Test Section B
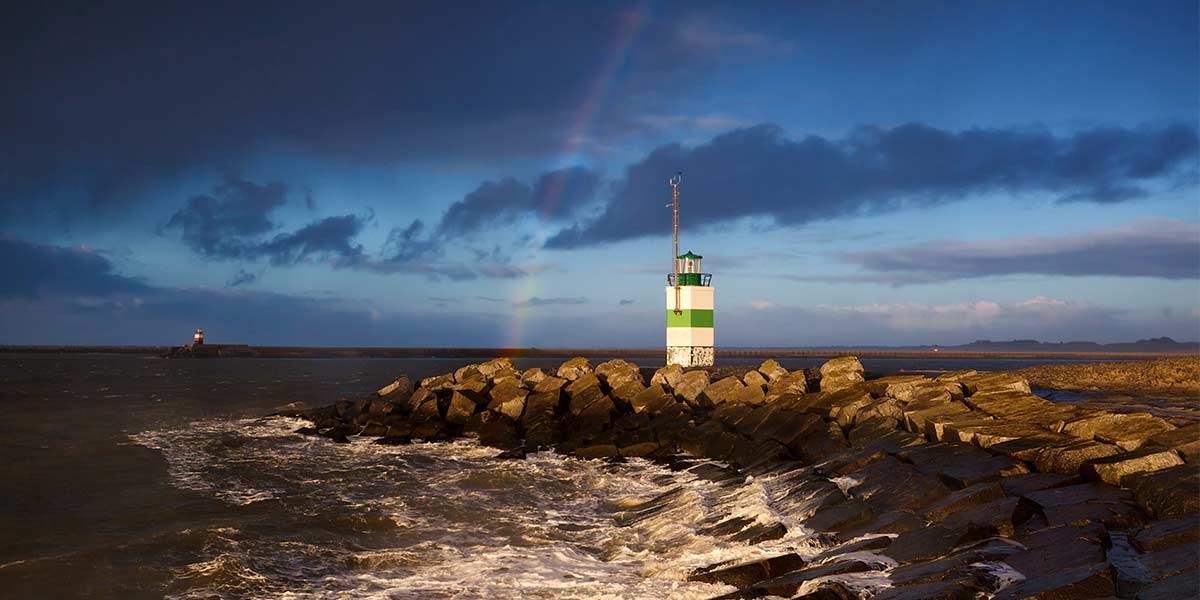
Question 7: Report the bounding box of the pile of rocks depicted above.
[285,356,1198,599]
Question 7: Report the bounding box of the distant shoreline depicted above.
[1,344,1196,360]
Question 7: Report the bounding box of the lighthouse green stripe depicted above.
[666,309,714,328]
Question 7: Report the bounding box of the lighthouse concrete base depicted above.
[667,346,713,368]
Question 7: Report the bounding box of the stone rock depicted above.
[444,391,476,425]
[1122,463,1200,519]
[966,392,1080,431]
[1004,522,1106,579]
[1133,515,1200,552]
[766,370,809,400]
[921,482,1007,522]
[752,559,879,598]
[732,382,767,406]
[488,377,527,405]
[672,370,710,406]
[556,356,592,381]
[986,434,1075,462]
[520,368,548,387]
[533,376,567,394]
[819,356,865,393]
[998,472,1081,497]
[565,373,602,400]
[898,443,1028,489]
[788,422,849,464]
[700,375,747,406]
[958,372,1031,396]
[758,359,789,383]
[903,401,971,433]
[742,369,769,391]
[688,553,806,588]
[477,357,515,379]
[874,581,977,600]
[924,413,995,443]
[594,359,642,389]
[1144,422,1200,463]
[845,456,953,514]
[1082,447,1184,486]
[650,363,684,389]
[376,375,413,399]
[952,421,1057,449]
[1022,482,1144,528]
[618,442,660,458]
[992,562,1114,600]
[628,384,671,415]
[1062,412,1177,451]
[367,397,395,416]
[885,523,992,564]
[419,373,454,391]
[574,444,619,459]
[411,393,440,423]
[854,398,906,425]
[454,364,483,383]
[941,496,1022,537]
[453,378,490,405]
[1033,439,1122,474]
[1137,570,1200,600]
[609,380,645,407]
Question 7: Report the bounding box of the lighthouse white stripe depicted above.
[663,286,714,311]
[666,327,714,347]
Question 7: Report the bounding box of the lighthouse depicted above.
[665,173,714,367]
[193,328,204,346]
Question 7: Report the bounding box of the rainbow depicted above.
[505,4,651,348]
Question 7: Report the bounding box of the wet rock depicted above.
[520,367,547,387]
[556,356,592,381]
[899,442,1028,489]
[574,444,619,459]
[758,359,788,383]
[752,559,879,598]
[627,384,671,416]
[992,561,1115,600]
[819,356,865,393]
[986,434,1075,462]
[922,482,1007,522]
[565,374,603,406]
[1063,412,1176,451]
[1023,482,1144,528]
[1003,522,1108,579]
[789,422,849,463]
[941,496,1022,537]
[886,523,996,564]
[1122,463,1200,519]
[1033,439,1122,474]
[373,434,412,445]
[700,375,746,406]
[672,370,710,406]
[444,391,476,425]
[998,472,1080,497]
[618,441,660,458]
[1143,422,1200,463]
[1133,515,1200,552]
[1137,569,1200,600]
[845,456,953,514]
[411,393,440,423]
[1082,447,1184,486]
[874,581,978,600]
[824,389,875,430]
[688,553,806,588]
[367,397,395,416]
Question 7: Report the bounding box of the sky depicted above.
[1,0,1197,347]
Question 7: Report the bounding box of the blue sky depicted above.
[1,1,1197,347]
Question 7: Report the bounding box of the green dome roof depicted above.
[677,250,703,259]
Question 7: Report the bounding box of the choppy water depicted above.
[0,353,1153,598]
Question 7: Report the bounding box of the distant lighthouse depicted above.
[665,173,714,367]
[193,328,204,346]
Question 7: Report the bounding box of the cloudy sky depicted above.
[2,1,1197,347]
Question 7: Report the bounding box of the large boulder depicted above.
[766,370,808,400]
[1144,422,1200,463]
[758,359,789,383]
[650,364,684,389]
[376,375,413,399]
[1081,446,1184,486]
[700,375,746,406]
[594,359,642,390]
[1062,412,1176,451]
[478,357,515,379]
[520,367,548,387]
[672,370,710,406]
[819,356,865,393]
[688,553,806,588]
[557,357,592,381]
[444,391,476,425]
[742,369,769,391]
[1121,463,1200,519]
[454,364,483,383]
[1033,439,1122,474]
[420,373,454,392]
[533,376,567,394]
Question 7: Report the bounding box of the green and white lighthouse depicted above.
[665,173,714,367]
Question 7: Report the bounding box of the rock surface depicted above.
[287,355,1198,599]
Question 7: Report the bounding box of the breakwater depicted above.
[288,356,1199,599]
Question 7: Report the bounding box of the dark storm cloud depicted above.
[545,123,1199,248]
[437,167,601,237]
[226,269,256,288]
[164,177,367,266]
[0,2,764,218]
[0,237,149,299]
[838,219,1200,284]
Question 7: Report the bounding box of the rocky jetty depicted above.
[284,357,1199,599]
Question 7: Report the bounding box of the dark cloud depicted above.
[545,123,1199,248]
[0,237,149,299]
[0,3,772,220]
[436,167,601,238]
[226,269,256,288]
[619,299,635,306]
[513,296,589,308]
[164,177,367,267]
[838,218,1200,284]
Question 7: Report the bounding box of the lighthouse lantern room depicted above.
[664,174,714,367]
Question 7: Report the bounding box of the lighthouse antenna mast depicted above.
[668,172,683,315]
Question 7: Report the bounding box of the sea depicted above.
[0,353,1151,599]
